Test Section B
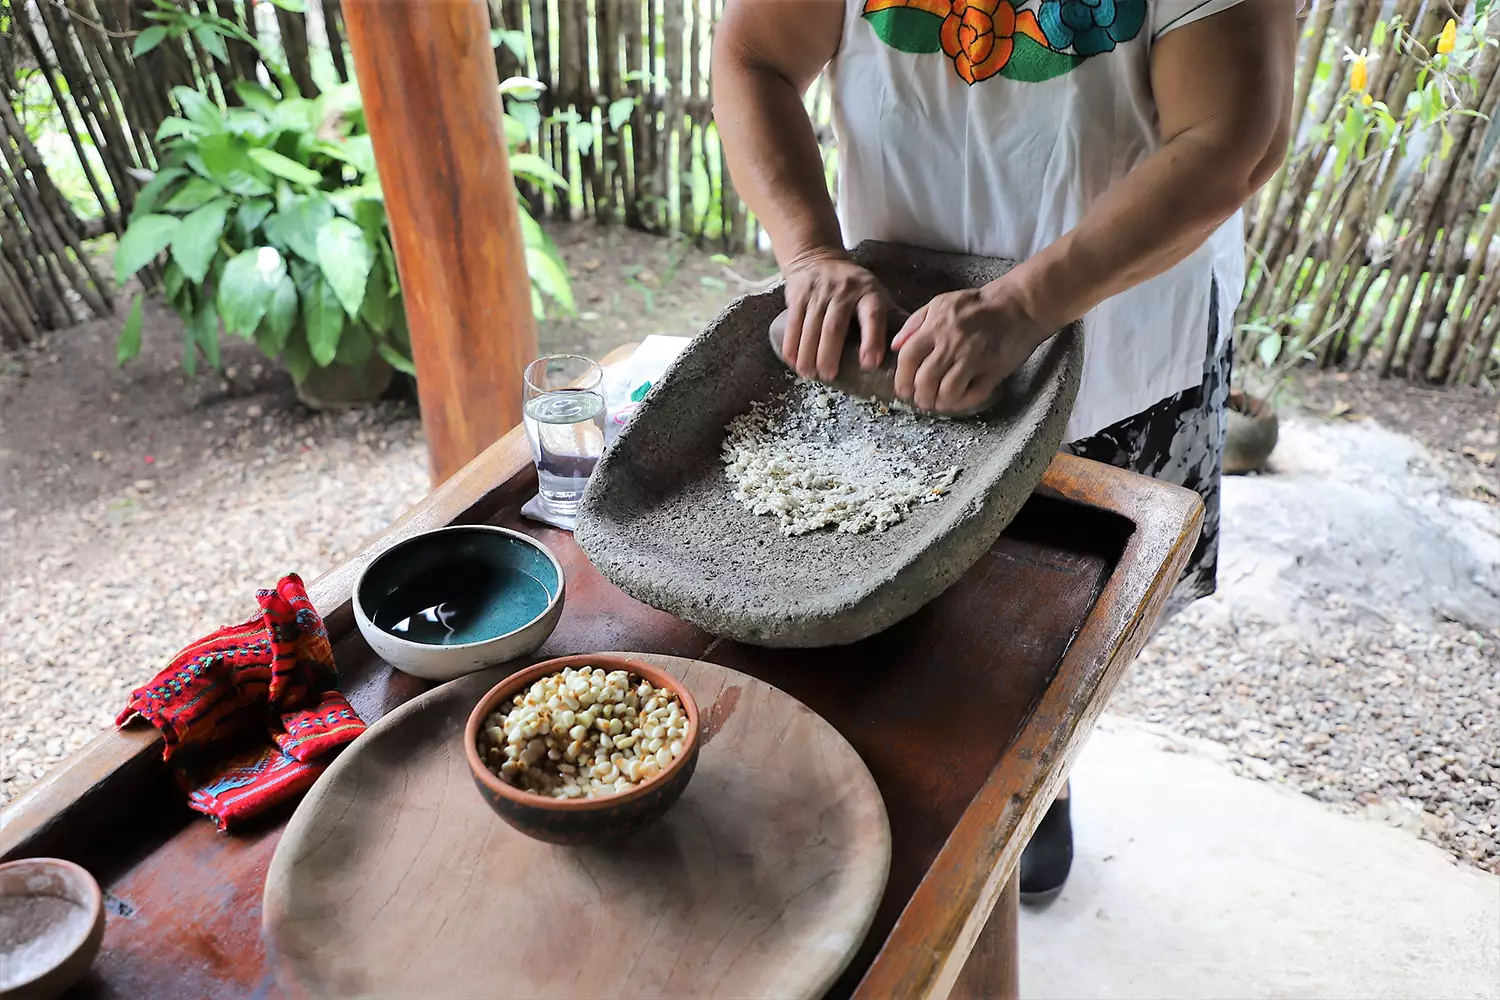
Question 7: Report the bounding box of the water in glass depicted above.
[524,355,606,517]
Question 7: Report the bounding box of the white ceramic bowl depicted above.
[353,525,565,682]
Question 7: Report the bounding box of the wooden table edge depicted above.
[853,453,1205,999]
[1,370,1204,1000]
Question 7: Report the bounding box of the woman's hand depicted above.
[782,252,895,380]
[891,281,1054,414]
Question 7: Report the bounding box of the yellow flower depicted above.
[1362,93,1374,107]
[1343,46,1377,93]
[1437,18,1457,55]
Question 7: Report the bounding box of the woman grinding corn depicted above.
[712,0,1297,898]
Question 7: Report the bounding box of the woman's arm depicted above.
[713,0,895,378]
[893,1,1299,413]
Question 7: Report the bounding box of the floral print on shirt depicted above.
[862,0,1147,84]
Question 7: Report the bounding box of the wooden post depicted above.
[948,873,1021,1000]
[344,0,539,485]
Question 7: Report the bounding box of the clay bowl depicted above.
[1224,389,1280,475]
[0,858,105,1000]
[354,525,565,682]
[463,653,701,845]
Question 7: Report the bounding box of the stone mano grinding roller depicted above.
[767,307,1004,418]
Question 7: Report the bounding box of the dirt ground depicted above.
[1283,369,1499,506]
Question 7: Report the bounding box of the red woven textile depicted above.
[118,574,367,831]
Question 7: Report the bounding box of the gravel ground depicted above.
[0,404,428,802]
[1113,417,1500,873]
[1118,604,1498,872]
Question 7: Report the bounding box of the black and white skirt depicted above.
[1060,283,1230,622]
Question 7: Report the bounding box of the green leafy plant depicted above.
[114,79,411,384]
[500,76,577,318]
[116,71,577,381]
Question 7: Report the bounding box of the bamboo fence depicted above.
[2,0,1497,385]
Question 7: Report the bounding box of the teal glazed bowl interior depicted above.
[353,525,565,682]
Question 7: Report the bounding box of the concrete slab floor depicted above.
[1020,716,1500,1000]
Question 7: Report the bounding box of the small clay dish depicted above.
[354,525,565,682]
[0,858,105,1000]
[463,653,701,845]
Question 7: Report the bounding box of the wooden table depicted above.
[0,353,1202,999]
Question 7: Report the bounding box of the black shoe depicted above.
[1019,794,1073,903]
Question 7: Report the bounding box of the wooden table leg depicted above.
[948,871,1020,1000]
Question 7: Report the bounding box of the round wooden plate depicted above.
[263,653,891,1000]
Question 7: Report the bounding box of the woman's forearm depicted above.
[711,5,845,270]
[999,1,1296,339]
[1003,127,1271,334]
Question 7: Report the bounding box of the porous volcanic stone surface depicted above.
[574,242,1083,647]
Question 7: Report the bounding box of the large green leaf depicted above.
[359,265,393,334]
[315,134,376,176]
[172,86,223,131]
[248,148,322,187]
[302,278,346,366]
[268,97,317,137]
[161,176,225,213]
[328,183,385,219]
[133,25,168,56]
[235,198,274,242]
[507,100,542,138]
[281,332,314,384]
[115,214,181,282]
[265,193,333,262]
[334,322,373,366]
[261,274,299,354]
[315,217,373,317]
[117,294,144,365]
[170,199,232,284]
[191,299,222,369]
[376,343,417,376]
[193,25,228,64]
[161,260,187,306]
[197,134,273,197]
[156,117,203,142]
[233,81,281,117]
[351,199,385,240]
[131,166,187,219]
[222,109,273,142]
[525,245,575,314]
[218,246,287,337]
[608,97,636,132]
[503,114,528,147]
[509,153,566,189]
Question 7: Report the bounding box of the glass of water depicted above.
[523,355,607,519]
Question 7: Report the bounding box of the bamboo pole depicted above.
[276,4,319,96]
[622,0,645,228]
[1458,269,1500,385]
[1444,172,1500,383]
[343,0,539,485]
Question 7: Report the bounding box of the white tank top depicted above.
[828,0,1249,441]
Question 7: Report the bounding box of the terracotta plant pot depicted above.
[293,355,394,410]
[1224,389,1279,475]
